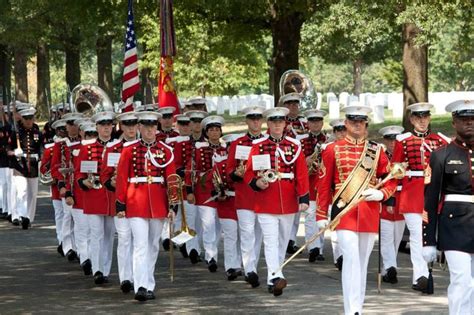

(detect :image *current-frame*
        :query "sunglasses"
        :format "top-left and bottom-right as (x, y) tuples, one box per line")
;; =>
(66, 120), (75, 125)
(97, 120), (114, 125)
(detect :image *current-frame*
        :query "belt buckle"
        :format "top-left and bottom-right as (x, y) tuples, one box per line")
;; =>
(147, 175), (153, 184)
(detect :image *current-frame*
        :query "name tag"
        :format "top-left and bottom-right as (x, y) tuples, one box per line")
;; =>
(252, 154), (271, 171)
(107, 153), (121, 167)
(447, 160), (463, 165)
(235, 145), (251, 160)
(80, 160), (98, 173)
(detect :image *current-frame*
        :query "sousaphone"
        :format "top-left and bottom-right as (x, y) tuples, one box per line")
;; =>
(69, 83), (114, 116)
(279, 70), (318, 110)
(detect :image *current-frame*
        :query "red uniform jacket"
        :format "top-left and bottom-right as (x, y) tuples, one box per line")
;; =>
(244, 135), (310, 214)
(41, 142), (60, 200)
(213, 157), (237, 220)
(316, 136), (397, 233)
(391, 131), (448, 214)
(297, 132), (327, 201)
(115, 139), (176, 219)
(99, 138), (128, 209)
(185, 141), (228, 208)
(226, 133), (265, 211)
(76, 138), (114, 216)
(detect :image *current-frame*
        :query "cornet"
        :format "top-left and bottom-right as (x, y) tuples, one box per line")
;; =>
(258, 169), (279, 184)
(87, 172), (102, 189)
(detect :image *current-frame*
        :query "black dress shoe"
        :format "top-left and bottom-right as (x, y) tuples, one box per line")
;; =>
(146, 290), (155, 300)
(382, 266), (398, 284)
(103, 276), (109, 283)
(309, 248), (320, 262)
(267, 285), (274, 294)
(66, 250), (78, 262)
(189, 249), (200, 264)
(226, 268), (241, 281)
(412, 276), (428, 292)
(94, 271), (105, 285)
(286, 240), (299, 254)
(134, 287), (147, 302)
(162, 239), (171, 251)
(335, 255), (343, 271)
(81, 259), (92, 276)
(57, 243), (65, 257)
(7, 214), (12, 222)
(207, 258), (217, 273)
(12, 218), (20, 226)
(179, 243), (189, 258)
(246, 272), (260, 288)
(271, 277), (287, 297)
(121, 280), (133, 293)
(21, 217), (30, 230)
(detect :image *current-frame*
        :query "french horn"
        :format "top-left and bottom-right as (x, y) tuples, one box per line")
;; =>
(279, 70), (318, 110)
(70, 83), (114, 116)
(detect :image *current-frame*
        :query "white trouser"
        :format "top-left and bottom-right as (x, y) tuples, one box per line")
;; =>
(332, 232), (342, 263)
(403, 213), (429, 283)
(258, 213), (295, 285)
(380, 219), (405, 272)
(0, 168), (7, 212)
(6, 169), (15, 215)
(183, 201), (200, 254)
(219, 218), (241, 271)
(161, 219), (170, 241)
(444, 251), (474, 315)
(337, 230), (376, 315)
(237, 209), (262, 274)
(14, 176), (38, 222)
(305, 201), (324, 251)
(87, 215), (116, 276)
(52, 199), (64, 244)
(289, 212), (301, 243)
(71, 208), (89, 264)
(114, 216), (133, 283)
(198, 205), (220, 262)
(195, 203), (204, 252)
(129, 217), (164, 292)
(61, 199), (75, 254)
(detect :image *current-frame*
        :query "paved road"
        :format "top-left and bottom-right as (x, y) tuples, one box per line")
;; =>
(0, 184), (450, 314)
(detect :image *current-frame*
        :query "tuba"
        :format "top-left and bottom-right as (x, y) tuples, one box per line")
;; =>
(69, 83), (114, 116)
(279, 70), (318, 110)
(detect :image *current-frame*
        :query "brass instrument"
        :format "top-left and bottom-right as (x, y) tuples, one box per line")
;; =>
(212, 169), (226, 198)
(235, 160), (245, 177)
(38, 161), (54, 185)
(279, 70), (318, 110)
(69, 83), (114, 116)
(166, 174), (196, 243)
(308, 143), (322, 174)
(87, 172), (103, 189)
(258, 169), (279, 184)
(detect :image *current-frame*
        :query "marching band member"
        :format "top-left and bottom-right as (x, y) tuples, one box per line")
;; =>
(0, 105), (13, 220)
(8, 107), (43, 229)
(316, 105), (397, 314)
(115, 111), (177, 301)
(101, 112), (138, 293)
(76, 111), (116, 285)
(227, 106), (265, 288)
(244, 107), (309, 296)
(378, 126), (405, 284)
(51, 113), (83, 262)
(41, 119), (67, 255)
(185, 115), (227, 273)
(175, 114), (192, 137)
(423, 100), (473, 315)
(174, 110), (208, 264)
(298, 109), (327, 262)
(391, 103), (448, 292)
(212, 136), (242, 281)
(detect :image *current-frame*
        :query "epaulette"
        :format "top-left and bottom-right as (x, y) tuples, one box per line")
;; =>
(321, 141), (334, 150)
(213, 154), (228, 163)
(176, 136), (190, 143)
(124, 139), (139, 147)
(106, 139), (121, 148)
(44, 143), (55, 149)
(220, 142), (227, 148)
(67, 140), (81, 147)
(437, 132), (451, 144)
(195, 141), (209, 149)
(81, 139), (96, 146)
(295, 134), (309, 141)
(252, 134), (269, 144)
(285, 136), (301, 146)
(396, 132), (412, 142)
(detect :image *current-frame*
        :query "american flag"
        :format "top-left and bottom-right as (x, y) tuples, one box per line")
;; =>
(121, 0), (140, 112)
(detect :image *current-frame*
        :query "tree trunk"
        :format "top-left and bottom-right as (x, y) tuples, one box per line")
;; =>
(36, 42), (51, 120)
(13, 47), (29, 102)
(352, 58), (363, 96)
(0, 45), (12, 105)
(141, 67), (154, 104)
(96, 34), (114, 99)
(402, 23), (428, 131)
(269, 6), (305, 106)
(65, 39), (81, 91)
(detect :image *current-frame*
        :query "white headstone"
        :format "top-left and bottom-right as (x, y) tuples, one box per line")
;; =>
(216, 96), (226, 115)
(339, 92), (350, 108)
(373, 105), (385, 124)
(316, 92), (322, 109)
(229, 96), (238, 116)
(329, 100), (340, 119)
(348, 95), (359, 106)
(327, 92), (337, 104)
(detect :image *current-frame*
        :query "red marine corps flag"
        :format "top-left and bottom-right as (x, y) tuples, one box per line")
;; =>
(158, 0), (180, 114)
(121, 0), (140, 113)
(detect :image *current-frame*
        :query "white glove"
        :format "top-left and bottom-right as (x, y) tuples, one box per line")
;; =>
(14, 148), (24, 157)
(422, 246), (437, 263)
(361, 188), (384, 201)
(317, 219), (328, 230)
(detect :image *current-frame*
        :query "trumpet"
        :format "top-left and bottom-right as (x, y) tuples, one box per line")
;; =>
(39, 161), (54, 185)
(258, 169), (279, 184)
(87, 172), (102, 189)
